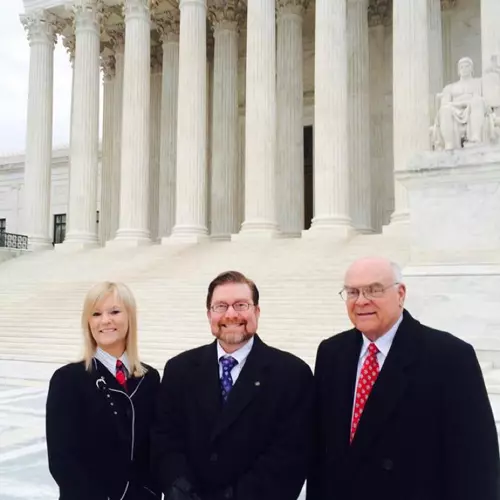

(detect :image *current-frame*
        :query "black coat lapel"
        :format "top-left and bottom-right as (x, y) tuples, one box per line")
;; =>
(327, 331), (363, 457)
(211, 335), (270, 442)
(349, 311), (420, 460)
(194, 341), (223, 427)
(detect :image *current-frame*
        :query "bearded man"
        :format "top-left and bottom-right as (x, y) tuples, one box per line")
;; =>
(151, 270), (313, 500)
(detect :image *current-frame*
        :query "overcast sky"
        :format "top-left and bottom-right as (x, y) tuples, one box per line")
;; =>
(0, 1), (73, 156)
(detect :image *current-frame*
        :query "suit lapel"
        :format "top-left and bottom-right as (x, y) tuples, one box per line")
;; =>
(349, 311), (420, 461)
(211, 335), (270, 442)
(327, 331), (363, 457)
(194, 341), (223, 428)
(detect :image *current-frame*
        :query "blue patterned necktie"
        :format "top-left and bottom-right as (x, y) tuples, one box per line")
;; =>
(220, 356), (238, 403)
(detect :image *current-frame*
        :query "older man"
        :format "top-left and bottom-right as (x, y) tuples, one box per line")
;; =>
(307, 257), (499, 500)
(152, 270), (313, 500)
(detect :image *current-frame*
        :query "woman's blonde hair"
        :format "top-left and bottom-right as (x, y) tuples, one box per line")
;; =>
(82, 281), (146, 377)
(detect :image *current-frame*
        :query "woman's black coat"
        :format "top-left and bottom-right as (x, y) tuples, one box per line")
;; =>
(46, 359), (161, 500)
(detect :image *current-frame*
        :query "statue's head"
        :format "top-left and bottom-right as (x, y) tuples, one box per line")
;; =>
(457, 57), (474, 78)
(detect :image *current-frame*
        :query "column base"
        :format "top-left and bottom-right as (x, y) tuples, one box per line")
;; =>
(166, 225), (209, 244)
(110, 228), (152, 247)
(305, 216), (354, 239)
(234, 221), (279, 240)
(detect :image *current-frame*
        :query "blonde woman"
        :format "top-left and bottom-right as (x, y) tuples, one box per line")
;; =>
(46, 281), (161, 500)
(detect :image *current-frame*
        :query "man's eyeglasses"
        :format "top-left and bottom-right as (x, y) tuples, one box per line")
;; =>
(210, 302), (254, 314)
(339, 283), (400, 302)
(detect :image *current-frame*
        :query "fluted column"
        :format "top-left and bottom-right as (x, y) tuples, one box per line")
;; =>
(113, 0), (151, 245)
(157, 13), (180, 240)
(309, 0), (352, 237)
(368, 16), (387, 232)
(238, 0), (278, 237)
(170, 0), (208, 242)
(109, 29), (124, 240)
(428, 0), (443, 119)
(63, 0), (101, 249)
(390, 0), (430, 226)
(149, 45), (162, 242)
(20, 11), (59, 250)
(441, 1), (455, 85)
(276, 0), (308, 237)
(348, 0), (371, 233)
(481, 0), (500, 72)
(99, 56), (115, 245)
(208, 2), (242, 240)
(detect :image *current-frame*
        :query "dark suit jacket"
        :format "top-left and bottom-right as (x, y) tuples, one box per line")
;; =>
(307, 310), (500, 500)
(46, 360), (161, 500)
(151, 334), (314, 500)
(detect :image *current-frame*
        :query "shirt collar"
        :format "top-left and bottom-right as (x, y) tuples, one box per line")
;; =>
(95, 347), (131, 376)
(217, 335), (255, 365)
(360, 314), (403, 359)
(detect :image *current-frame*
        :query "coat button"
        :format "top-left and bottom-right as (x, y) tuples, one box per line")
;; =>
(210, 453), (218, 462)
(381, 458), (394, 471)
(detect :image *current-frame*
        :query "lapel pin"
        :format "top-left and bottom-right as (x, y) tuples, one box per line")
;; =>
(255, 381), (261, 386)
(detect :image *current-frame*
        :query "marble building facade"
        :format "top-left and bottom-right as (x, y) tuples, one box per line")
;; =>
(0, 0), (499, 249)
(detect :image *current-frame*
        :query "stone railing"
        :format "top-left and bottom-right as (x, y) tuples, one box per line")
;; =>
(0, 232), (29, 250)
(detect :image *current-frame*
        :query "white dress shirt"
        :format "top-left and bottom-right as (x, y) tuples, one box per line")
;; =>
(352, 314), (403, 419)
(94, 347), (131, 377)
(217, 335), (255, 385)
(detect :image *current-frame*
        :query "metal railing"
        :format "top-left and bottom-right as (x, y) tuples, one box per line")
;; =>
(0, 231), (29, 250)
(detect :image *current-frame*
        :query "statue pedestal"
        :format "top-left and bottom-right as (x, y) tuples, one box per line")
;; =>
(397, 146), (500, 265)
(397, 147), (500, 360)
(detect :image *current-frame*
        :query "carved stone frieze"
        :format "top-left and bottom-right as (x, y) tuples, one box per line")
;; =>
(20, 10), (61, 45)
(208, 0), (246, 31)
(62, 32), (76, 62)
(123, 0), (151, 19)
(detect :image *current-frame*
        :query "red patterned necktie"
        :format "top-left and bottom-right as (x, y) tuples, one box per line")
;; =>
(350, 342), (379, 443)
(115, 359), (128, 391)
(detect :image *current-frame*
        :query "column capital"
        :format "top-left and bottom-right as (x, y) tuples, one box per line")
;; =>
(71, 0), (104, 33)
(20, 10), (61, 45)
(368, 0), (389, 27)
(156, 10), (180, 43)
(441, 0), (456, 11)
(123, 0), (151, 21)
(208, 0), (246, 31)
(276, 0), (310, 17)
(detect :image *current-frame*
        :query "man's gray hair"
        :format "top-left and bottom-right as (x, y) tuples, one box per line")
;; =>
(390, 261), (403, 283)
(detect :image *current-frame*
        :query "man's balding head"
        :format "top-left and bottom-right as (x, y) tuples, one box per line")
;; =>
(342, 257), (406, 341)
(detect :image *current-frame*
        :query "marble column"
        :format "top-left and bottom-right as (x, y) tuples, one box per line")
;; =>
(110, 29), (124, 240)
(276, 0), (307, 237)
(209, 2), (242, 240)
(390, 0), (430, 226)
(157, 13), (180, 240)
(99, 56), (115, 245)
(309, 0), (352, 237)
(170, 0), (208, 242)
(238, 0), (278, 237)
(149, 44), (162, 242)
(428, 0), (443, 119)
(63, 0), (101, 249)
(368, 18), (386, 232)
(20, 11), (59, 250)
(113, 0), (151, 245)
(348, 0), (371, 233)
(481, 0), (500, 72)
(441, 1), (455, 86)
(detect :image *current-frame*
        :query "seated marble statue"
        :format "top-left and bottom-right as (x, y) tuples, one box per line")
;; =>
(432, 56), (500, 150)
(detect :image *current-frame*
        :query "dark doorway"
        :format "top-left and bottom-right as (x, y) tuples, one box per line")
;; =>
(53, 214), (66, 245)
(304, 126), (314, 230)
